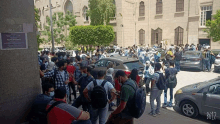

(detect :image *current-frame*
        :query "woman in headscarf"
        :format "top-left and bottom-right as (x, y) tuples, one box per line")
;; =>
(129, 68), (141, 86)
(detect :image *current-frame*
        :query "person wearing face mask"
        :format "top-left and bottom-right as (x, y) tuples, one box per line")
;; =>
(28, 83), (54, 124)
(72, 64), (94, 112)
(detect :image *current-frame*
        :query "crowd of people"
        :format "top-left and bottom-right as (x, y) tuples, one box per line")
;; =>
(30, 43), (216, 124)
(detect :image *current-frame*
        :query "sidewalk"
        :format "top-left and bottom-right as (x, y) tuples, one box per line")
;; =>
(132, 103), (207, 124)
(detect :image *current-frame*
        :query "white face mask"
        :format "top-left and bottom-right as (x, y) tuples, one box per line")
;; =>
(49, 91), (55, 97)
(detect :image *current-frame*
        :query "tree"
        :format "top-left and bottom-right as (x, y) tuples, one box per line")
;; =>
(34, 6), (43, 48)
(69, 25), (115, 46)
(88, 0), (116, 25)
(41, 11), (77, 47)
(205, 10), (220, 42)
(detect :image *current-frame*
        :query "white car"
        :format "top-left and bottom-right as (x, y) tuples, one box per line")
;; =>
(106, 48), (120, 57)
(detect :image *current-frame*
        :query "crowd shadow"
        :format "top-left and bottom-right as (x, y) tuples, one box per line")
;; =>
(180, 68), (202, 72)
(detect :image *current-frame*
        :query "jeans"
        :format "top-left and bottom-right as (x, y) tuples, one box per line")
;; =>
(203, 59), (210, 71)
(164, 87), (173, 106)
(150, 89), (162, 114)
(72, 95), (91, 112)
(91, 103), (109, 124)
(175, 61), (180, 72)
(72, 120), (92, 124)
(69, 83), (76, 100)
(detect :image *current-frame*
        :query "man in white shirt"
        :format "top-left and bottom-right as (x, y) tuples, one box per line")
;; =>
(83, 70), (116, 124)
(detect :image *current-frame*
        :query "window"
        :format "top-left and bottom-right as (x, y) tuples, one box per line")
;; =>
(151, 28), (162, 45)
(208, 84), (220, 95)
(156, 0), (163, 14)
(200, 6), (212, 26)
(139, 29), (145, 45)
(175, 26), (183, 45)
(123, 61), (143, 70)
(139, 1), (145, 16)
(176, 0), (184, 12)
(95, 60), (106, 67)
(64, 0), (73, 14)
(83, 6), (89, 21)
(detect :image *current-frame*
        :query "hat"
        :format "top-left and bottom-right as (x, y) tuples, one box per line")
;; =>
(47, 62), (55, 71)
(106, 68), (114, 76)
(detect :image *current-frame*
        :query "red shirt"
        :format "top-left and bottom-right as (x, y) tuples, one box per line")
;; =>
(66, 65), (76, 82)
(46, 98), (82, 124)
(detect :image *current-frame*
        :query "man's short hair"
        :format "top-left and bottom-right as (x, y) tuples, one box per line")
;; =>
(115, 70), (126, 78)
(97, 70), (106, 78)
(51, 57), (58, 62)
(54, 87), (66, 99)
(155, 63), (162, 70)
(57, 60), (66, 68)
(76, 56), (81, 61)
(42, 83), (54, 94)
(87, 66), (92, 73)
(169, 60), (175, 66)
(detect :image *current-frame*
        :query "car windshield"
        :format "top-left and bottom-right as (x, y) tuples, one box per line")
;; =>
(123, 61), (143, 70)
(183, 52), (200, 57)
(107, 49), (115, 53)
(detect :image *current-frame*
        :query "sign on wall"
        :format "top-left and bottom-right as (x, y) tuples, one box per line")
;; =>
(0, 33), (28, 50)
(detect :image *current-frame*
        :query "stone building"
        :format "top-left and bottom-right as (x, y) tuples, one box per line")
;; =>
(35, 0), (220, 49)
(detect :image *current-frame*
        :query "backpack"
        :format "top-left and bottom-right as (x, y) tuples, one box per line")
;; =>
(90, 80), (108, 109)
(155, 72), (166, 90)
(123, 80), (146, 119)
(167, 69), (177, 88)
(79, 75), (94, 94)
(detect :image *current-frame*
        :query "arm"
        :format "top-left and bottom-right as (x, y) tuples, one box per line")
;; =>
(83, 88), (91, 102)
(77, 111), (90, 120)
(108, 88), (117, 103)
(151, 80), (155, 89)
(40, 70), (44, 78)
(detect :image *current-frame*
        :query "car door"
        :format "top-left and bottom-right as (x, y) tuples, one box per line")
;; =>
(202, 83), (220, 119)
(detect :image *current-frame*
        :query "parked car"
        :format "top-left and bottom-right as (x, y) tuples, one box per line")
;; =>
(180, 51), (203, 71)
(214, 53), (220, 72)
(174, 77), (220, 120)
(89, 57), (144, 84)
(106, 48), (121, 57)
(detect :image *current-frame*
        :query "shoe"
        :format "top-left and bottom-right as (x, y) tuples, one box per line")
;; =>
(148, 112), (156, 117)
(167, 104), (173, 107)
(162, 104), (167, 108)
(156, 111), (161, 115)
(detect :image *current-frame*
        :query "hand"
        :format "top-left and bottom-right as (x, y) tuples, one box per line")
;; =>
(108, 100), (112, 104)
(78, 85), (81, 89)
(65, 80), (69, 85)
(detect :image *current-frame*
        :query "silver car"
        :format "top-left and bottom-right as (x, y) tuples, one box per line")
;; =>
(180, 51), (203, 71)
(174, 77), (220, 120)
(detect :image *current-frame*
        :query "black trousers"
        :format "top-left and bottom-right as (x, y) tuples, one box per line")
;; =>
(69, 82), (76, 101)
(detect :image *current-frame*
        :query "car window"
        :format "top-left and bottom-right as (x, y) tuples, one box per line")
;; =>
(105, 60), (119, 67)
(123, 61), (143, 70)
(95, 60), (106, 67)
(183, 52), (201, 57)
(208, 84), (220, 95)
(116, 49), (120, 52)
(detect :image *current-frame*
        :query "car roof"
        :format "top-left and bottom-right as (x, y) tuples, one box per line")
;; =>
(101, 56), (139, 63)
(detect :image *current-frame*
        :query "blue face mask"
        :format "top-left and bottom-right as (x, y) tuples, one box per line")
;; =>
(49, 91), (55, 97)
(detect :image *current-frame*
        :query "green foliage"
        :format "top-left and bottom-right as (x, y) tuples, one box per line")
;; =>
(69, 25), (115, 46)
(35, 6), (43, 48)
(88, 0), (116, 25)
(42, 11), (77, 46)
(204, 10), (220, 42)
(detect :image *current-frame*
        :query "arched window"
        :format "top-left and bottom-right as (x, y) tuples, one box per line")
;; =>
(83, 6), (89, 21)
(139, 1), (145, 16)
(176, 0), (184, 12)
(64, 0), (73, 14)
(175, 26), (183, 45)
(156, 0), (163, 14)
(151, 28), (162, 45)
(139, 29), (145, 45)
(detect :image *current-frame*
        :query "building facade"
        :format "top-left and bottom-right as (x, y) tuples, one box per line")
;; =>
(35, 0), (220, 49)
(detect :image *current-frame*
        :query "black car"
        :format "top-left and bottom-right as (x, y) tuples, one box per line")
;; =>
(90, 57), (145, 84)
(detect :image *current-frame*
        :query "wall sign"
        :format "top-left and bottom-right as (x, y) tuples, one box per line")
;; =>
(0, 33), (28, 50)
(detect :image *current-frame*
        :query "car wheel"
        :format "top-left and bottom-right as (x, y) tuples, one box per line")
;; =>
(180, 101), (199, 118)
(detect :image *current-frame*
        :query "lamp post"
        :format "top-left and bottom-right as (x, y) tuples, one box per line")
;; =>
(49, 0), (55, 53)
